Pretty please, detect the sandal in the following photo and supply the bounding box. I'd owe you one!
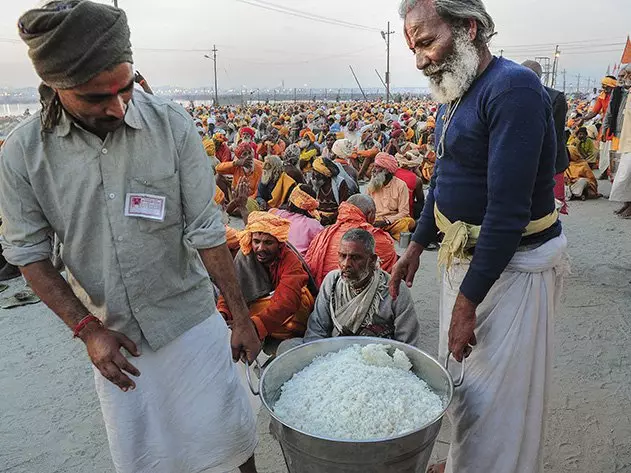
[0,289,41,309]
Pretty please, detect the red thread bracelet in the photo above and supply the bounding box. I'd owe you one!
[73,315,103,338]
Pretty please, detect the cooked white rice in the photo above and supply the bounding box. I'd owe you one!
[273,344,444,440]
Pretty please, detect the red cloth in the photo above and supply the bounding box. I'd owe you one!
[305,202,398,287]
[553,172,568,215]
[395,168,418,217]
[235,142,252,158]
[215,142,232,163]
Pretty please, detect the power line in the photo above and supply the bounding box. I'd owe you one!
[234,0,380,32]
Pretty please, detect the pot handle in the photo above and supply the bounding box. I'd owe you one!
[244,359,260,396]
[445,352,465,388]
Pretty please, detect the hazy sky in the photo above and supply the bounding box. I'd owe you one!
[1,0,630,91]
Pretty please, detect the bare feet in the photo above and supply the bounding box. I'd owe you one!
[620,206,631,219]
[614,202,631,215]
[427,461,446,473]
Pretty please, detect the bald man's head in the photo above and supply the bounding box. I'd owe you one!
[347,194,377,224]
[522,60,543,79]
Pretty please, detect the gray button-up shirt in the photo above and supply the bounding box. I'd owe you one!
[0,91,226,350]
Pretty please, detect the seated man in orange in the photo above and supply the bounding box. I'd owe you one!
[367,152,416,241]
[305,194,398,288]
[217,212,316,344]
[215,142,263,217]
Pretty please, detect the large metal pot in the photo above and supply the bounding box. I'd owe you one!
[246,337,464,473]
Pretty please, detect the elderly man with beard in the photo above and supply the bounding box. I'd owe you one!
[216,143,263,217]
[392,1,568,473]
[255,155,297,211]
[257,128,286,158]
[367,153,416,241]
[0,2,260,472]
[278,228,421,355]
[311,157,353,226]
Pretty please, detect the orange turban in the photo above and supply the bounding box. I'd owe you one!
[602,77,617,88]
[238,211,291,255]
[374,152,399,174]
[289,186,320,219]
[312,157,332,178]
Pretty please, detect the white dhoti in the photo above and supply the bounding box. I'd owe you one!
[609,152,631,202]
[596,140,611,179]
[94,313,257,473]
[569,178,590,198]
[439,234,568,473]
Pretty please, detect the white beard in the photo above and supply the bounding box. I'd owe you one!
[425,30,481,104]
[368,171,388,193]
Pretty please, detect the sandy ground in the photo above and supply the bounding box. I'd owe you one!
[2,185,630,473]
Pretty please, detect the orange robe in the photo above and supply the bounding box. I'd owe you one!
[217,246,314,340]
[215,160,263,198]
[305,202,398,287]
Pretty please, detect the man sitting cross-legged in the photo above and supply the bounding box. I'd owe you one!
[217,212,316,347]
[279,228,422,354]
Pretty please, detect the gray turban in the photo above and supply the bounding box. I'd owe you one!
[18,0,133,89]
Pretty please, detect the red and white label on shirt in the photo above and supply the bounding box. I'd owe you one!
[124,193,166,221]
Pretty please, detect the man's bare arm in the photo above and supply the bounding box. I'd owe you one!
[21,260,89,328]
[20,260,140,391]
[199,245,260,362]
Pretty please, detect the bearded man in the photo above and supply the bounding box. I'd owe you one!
[216,143,263,217]
[392,1,567,472]
[0,2,260,472]
[278,228,421,355]
[255,155,296,211]
[367,153,416,241]
[311,157,353,226]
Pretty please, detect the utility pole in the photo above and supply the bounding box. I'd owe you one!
[562,69,567,93]
[499,49,504,58]
[375,69,387,99]
[381,22,395,103]
[204,46,220,107]
[550,45,560,88]
[212,45,219,107]
[576,73,581,94]
[349,65,368,101]
[112,0,118,7]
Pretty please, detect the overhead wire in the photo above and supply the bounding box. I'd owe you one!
[233,0,381,32]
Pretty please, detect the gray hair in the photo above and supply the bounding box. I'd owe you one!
[347,194,376,218]
[399,0,496,45]
[341,229,376,254]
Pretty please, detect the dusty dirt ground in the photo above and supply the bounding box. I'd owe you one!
[1,185,630,473]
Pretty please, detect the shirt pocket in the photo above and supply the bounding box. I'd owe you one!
[128,172,182,233]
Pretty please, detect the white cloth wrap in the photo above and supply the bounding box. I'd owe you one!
[609,152,631,202]
[596,140,611,179]
[439,234,568,473]
[94,313,257,473]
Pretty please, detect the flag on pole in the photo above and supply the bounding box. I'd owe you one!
[613,63,619,75]
[622,36,631,65]
[606,64,611,75]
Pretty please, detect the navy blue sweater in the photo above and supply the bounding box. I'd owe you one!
[412,57,562,304]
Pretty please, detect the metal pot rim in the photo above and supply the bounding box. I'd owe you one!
[259,336,455,444]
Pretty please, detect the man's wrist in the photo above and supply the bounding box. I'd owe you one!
[405,241,424,258]
[77,320,106,343]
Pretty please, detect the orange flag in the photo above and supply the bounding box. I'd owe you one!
[622,36,631,65]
